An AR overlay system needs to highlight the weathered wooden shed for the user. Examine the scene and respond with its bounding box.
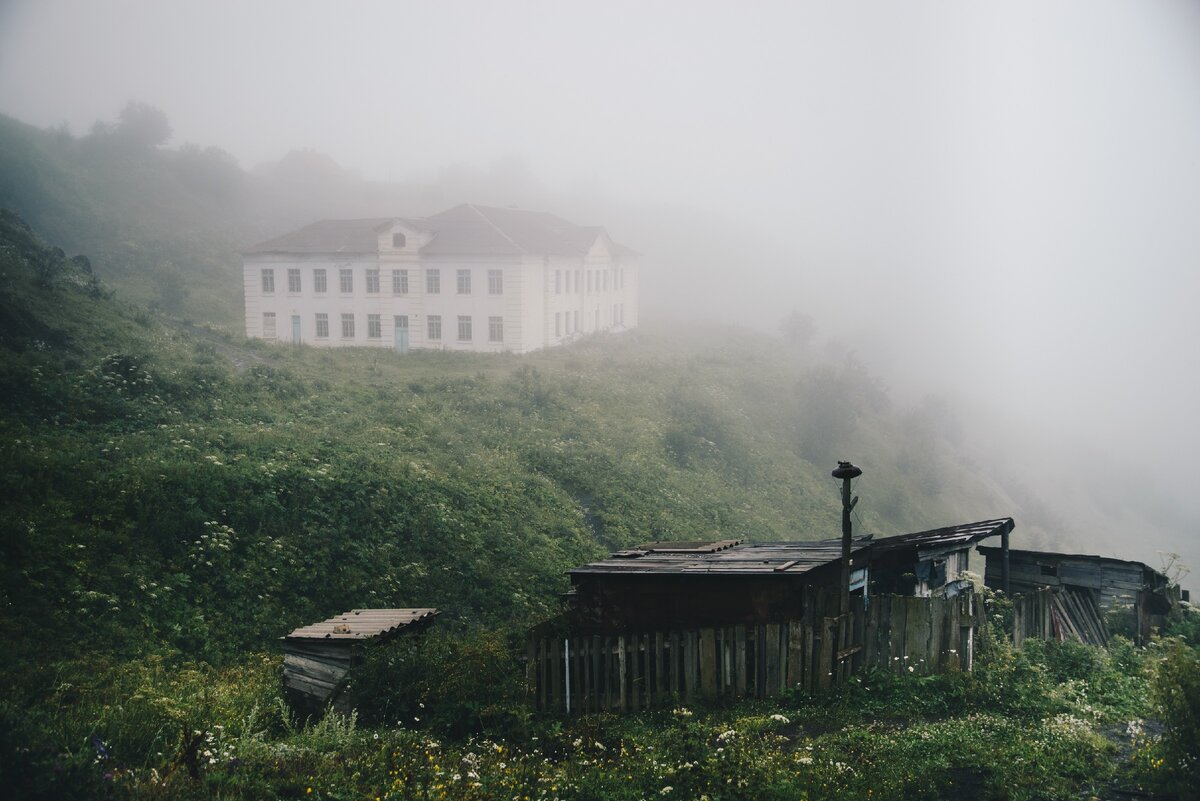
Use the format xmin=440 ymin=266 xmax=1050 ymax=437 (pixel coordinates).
xmin=979 ymin=547 xmax=1177 ymax=644
xmin=566 ymin=518 xmax=1014 ymax=632
xmin=530 ymin=519 xmax=1015 ymax=712
xmin=282 ymin=608 xmax=438 ymax=716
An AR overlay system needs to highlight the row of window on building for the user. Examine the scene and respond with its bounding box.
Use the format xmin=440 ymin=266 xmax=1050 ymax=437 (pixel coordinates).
xmin=262 ymin=312 xmax=504 ymax=342
xmin=552 ymin=304 xmax=627 ymax=337
xmin=260 ymin=267 xmax=504 ymax=296
xmin=553 ymin=267 xmax=626 ymax=295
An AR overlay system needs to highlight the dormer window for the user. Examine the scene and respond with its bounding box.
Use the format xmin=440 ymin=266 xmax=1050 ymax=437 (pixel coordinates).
xmin=392 ymin=232 xmax=406 ymax=248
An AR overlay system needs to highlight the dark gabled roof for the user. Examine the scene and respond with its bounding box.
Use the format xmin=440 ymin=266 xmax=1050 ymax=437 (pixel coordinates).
xmin=243 ymin=218 xmax=421 ymax=255
xmin=977 ymin=545 xmax=1161 ymax=578
xmin=242 ymin=204 xmax=636 ymax=258
xmin=871 ymin=518 xmax=1015 ymax=555
xmin=570 ymin=518 xmax=1015 ymax=577
xmin=421 ymin=204 xmax=607 ymax=256
xmin=283 ymin=608 xmax=438 ymax=641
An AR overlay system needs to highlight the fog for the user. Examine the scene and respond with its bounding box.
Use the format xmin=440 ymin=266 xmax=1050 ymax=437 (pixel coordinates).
xmin=3 ymin=0 xmax=1199 ymax=577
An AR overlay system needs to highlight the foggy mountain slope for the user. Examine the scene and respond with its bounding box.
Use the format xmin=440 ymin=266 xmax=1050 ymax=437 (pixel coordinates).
xmin=1 ymin=108 xmax=1194 ymax=591
xmin=0 ymin=210 xmax=1054 ymax=663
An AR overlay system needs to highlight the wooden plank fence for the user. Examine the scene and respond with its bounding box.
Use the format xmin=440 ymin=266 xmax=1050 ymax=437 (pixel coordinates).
xmin=1012 ymin=587 xmax=1109 ymax=647
xmin=528 ymin=592 xmax=984 ymax=713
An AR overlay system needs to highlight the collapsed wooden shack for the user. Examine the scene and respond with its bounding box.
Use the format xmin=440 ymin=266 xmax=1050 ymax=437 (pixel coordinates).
xmin=283 ymin=608 xmax=438 ymax=716
xmin=979 ymin=547 xmax=1179 ymax=645
xmin=528 ymin=518 xmax=1014 ymax=713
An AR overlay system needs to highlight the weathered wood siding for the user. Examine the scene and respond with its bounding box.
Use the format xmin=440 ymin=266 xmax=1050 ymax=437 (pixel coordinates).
xmin=529 ymin=593 xmax=984 ymax=713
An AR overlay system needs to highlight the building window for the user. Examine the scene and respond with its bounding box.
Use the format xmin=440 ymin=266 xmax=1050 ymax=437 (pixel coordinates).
xmin=261 ymin=269 xmax=275 ymax=293
xmin=566 ymin=270 xmax=572 ymax=293
xmin=262 ymin=312 xmax=276 ymax=338
xmin=426 ymin=269 xmax=440 ymax=294
xmin=555 ymin=270 xmax=562 ymax=294
xmin=587 ymin=271 xmax=593 ymax=292
xmin=619 ymin=268 xmax=625 ymax=290
xmin=341 ymin=313 xmax=355 ymax=338
xmin=457 ymin=315 xmax=472 ymax=341
xmin=604 ymin=271 xmax=609 ymax=291
xmin=367 ymin=313 xmax=381 ymax=338
xmin=315 ymin=313 xmax=329 ymax=338
xmin=619 ymin=303 xmax=625 ymax=323
xmin=394 ymin=314 xmax=408 ymax=330
xmin=287 ymin=268 xmax=301 ymax=293
xmin=575 ymin=270 xmax=581 ymax=293
xmin=457 ymin=269 xmax=471 ymax=294
xmin=488 ymin=316 xmax=503 ymax=342
xmin=314 ymin=268 xmax=327 ymax=293
xmin=574 ymin=310 xmax=579 ymax=330
xmin=366 ymin=269 xmax=380 ymax=293
xmin=555 ymin=312 xmax=561 ymax=337
xmin=339 ymin=268 xmax=353 ymax=293
xmin=392 ymin=232 xmax=406 ymax=248
xmin=488 ymin=269 xmax=503 ymax=295
xmin=427 ymin=315 xmax=441 ymax=340
xmin=392 ymin=269 xmax=408 ymax=294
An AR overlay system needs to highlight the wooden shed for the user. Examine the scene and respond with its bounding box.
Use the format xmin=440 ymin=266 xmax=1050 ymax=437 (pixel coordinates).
xmin=566 ymin=519 xmax=1014 ymax=632
xmin=282 ymin=608 xmax=438 ymax=716
xmin=979 ymin=547 xmax=1178 ymax=644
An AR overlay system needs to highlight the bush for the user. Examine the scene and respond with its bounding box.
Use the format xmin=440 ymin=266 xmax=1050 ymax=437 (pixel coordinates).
xmin=350 ymin=626 xmax=529 ymax=738
xmin=1152 ymin=641 xmax=1200 ymax=793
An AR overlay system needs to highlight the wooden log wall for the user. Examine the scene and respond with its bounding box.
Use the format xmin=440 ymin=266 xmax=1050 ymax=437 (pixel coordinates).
xmin=528 ymin=593 xmax=981 ymax=713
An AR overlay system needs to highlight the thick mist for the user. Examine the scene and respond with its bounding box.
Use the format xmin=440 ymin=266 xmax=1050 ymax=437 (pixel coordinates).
xmin=2 ymin=0 xmax=1199 ymax=579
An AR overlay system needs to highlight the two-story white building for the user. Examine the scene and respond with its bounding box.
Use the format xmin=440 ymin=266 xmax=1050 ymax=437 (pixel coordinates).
xmin=242 ymin=204 xmax=639 ymax=354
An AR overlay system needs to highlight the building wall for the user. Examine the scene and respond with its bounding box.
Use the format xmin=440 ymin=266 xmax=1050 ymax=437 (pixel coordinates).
xmin=243 ymin=246 xmax=638 ymax=354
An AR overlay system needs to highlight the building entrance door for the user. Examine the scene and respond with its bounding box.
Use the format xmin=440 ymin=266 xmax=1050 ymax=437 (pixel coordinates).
xmin=394 ymin=315 xmax=409 ymax=354
xmin=291 ymin=315 xmax=301 ymax=344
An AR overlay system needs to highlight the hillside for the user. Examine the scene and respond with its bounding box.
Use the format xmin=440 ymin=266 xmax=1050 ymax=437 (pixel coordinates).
xmin=0 ymin=207 xmax=1029 ymax=664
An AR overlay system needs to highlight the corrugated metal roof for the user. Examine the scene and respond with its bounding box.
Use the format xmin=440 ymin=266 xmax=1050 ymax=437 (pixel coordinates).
xmin=570 ymin=518 xmax=1015 ymax=577
xmin=977 ymin=545 xmax=1159 ymax=578
xmin=284 ymin=608 xmax=439 ymax=641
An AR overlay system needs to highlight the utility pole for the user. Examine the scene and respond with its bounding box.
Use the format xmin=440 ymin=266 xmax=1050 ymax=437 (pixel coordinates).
xmin=832 ymin=461 xmax=862 ymax=617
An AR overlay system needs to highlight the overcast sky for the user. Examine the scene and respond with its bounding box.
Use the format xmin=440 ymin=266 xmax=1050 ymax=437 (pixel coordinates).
xmin=3 ymin=0 xmax=1200 ymax=558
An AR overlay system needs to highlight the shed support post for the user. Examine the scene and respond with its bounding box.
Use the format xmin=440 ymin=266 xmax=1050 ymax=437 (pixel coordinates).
xmin=1001 ymin=528 xmax=1011 ymax=596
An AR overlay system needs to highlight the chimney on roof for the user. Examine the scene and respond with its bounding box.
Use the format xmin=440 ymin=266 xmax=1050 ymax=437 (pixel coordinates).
xmin=832 ymin=461 xmax=862 ymax=617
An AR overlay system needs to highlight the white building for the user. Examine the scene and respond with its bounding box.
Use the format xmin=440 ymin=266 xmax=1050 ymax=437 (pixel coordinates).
xmin=242 ymin=204 xmax=639 ymax=354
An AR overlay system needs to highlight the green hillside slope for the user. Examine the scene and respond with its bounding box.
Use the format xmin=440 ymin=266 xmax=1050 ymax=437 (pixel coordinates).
xmin=0 ymin=209 xmax=1019 ymax=665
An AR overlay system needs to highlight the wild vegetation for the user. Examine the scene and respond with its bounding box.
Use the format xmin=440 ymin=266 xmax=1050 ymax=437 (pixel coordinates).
xmin=1 ymin=109 xmax=1198 ymax=798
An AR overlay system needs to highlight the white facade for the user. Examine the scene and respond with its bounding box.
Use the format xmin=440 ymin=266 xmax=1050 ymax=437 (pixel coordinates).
xmin=242 ymin=208 xmax=639 ymax=354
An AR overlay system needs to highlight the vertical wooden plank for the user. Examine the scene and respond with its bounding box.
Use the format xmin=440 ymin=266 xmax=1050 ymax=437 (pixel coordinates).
xmin=633 ymin=635 xmax=644 ymax=712
xmin=802 ymin=619 xmax=815 ymax=691
xmin=735 ymin=625 xmax=748 ymax=697
xmin=655 ymin=632 xmax=666 ymax=703
xmin=526 ymin=634 xmax=537 ymax=707
xmin=669 ymin=632 xmax=680 ymax=698
xmin=817 ymin=617 xmax=836 ymax=690
xmin=765 ymin=623 xmax=781 ymax=696
xmin=904 ymin=597 xmax=926 ymax=675
xmin=617 ymin=635 xmax=628 ymax=712
xmin=722 ymin=627 xmax=732 ymax=695
xmin=550 ymin=638 xmax=563 ymax=713
xmin=754 ymin=625 xmax=768 ymax=698
xmin=863 ymin=600 xmax=878 ymax=669
xmin=700 ymin=628 xmax=718 ymax=699
xmin=889 ymin=595 xmax=908 ymax=674
xmin=591 ymin=636 xmax=601 ymax=713
xmin=786 ymin=621 xmax=803 ymax=689
xmin=691 ymin=633 xmax=700 ymax=700
xmin=928 ymin=598 xmax=944 ymax=672
xmin=604 ymin=636 xmax=615 ymax=710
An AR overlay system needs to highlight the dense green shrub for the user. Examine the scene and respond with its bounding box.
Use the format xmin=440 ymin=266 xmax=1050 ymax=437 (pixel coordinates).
xmin=1151 ymin=641 xmax=1200 ymax=793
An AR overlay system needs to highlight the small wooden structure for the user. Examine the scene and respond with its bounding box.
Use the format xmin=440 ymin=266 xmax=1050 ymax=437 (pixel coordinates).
xmin=283 ymin=608 xmax=438 ymax=716
xmin=529 ymin=518 xmax=1014 ymax=713
xmin=980 ymin=547 xmax=1178 ymax=645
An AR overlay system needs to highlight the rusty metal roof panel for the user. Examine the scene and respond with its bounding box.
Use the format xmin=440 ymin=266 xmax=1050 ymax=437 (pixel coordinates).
xmin=284 ymin=608 xmax=439 ymax=642
xmin=569 ymin=519 xmax=1016 ymax=577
